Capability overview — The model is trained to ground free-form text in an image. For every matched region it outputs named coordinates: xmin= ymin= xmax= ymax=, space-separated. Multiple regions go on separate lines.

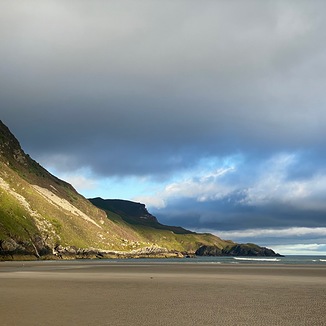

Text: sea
xmin=2 ymin=256 xmax=325 ymax=266
xmin=110 ymin=255 xmax=326 ymax=265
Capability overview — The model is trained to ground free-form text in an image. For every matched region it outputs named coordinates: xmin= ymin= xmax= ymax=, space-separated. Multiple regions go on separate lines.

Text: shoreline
xmin=1 ymin=261 xmax=326 ymax=325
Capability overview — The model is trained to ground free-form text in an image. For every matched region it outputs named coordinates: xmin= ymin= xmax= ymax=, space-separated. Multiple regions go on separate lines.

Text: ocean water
xmin=115 ymin=255 xmax=326 ymax=265
xmin=193 ymin=255 xmax=326 ymax=265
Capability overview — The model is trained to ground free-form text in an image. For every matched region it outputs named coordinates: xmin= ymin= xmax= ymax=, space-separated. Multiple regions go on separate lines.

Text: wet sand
xmin=1 ymin=261 xmax=325 ymax=325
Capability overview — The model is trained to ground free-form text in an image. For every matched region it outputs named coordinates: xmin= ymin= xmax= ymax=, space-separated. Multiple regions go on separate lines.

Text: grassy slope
xmin=90 ymin=198 xmax=232 ymax=253
xmin=1 ymin=159 xmax=228 ymax=255
xmin=0 ymin=120 xmax=233 ymax=258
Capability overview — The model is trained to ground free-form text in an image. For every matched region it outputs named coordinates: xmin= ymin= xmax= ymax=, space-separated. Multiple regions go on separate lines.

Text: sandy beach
xmin=1 ymin=261 xmax=325 ymax=326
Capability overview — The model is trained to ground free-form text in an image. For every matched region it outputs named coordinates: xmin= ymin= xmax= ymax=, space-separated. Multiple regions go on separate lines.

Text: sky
xmin=1 ymin=0 xmax=326 ymax=255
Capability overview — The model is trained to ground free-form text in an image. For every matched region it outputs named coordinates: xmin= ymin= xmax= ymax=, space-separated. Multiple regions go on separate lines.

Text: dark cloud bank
xmin=1 ymin=1 xmax=326 ymax=252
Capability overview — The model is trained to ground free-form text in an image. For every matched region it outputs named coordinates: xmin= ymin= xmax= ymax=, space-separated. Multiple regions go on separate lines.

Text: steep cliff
xmin=0 ymin=120 xmax=230 ymax=259
xmin=0 ymin=120 xmax=281 ymax=260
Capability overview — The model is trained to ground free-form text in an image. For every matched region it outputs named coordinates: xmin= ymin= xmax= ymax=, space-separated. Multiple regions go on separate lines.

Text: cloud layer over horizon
xmin=1 ymin=1 xmax=326 ymax=254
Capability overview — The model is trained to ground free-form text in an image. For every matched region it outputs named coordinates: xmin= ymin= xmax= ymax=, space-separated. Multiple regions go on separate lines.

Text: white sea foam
xmin=233 ymin=257 xmax=281 ymax=262
xmin=319 ymin=259 xmax=326 ymax=262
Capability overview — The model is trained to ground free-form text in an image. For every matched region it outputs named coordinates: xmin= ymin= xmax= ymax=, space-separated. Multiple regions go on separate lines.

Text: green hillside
xmin=89 ymin=198 xmax=193 ymax=234
xmin=89 ymin=197 xmax=230 ymax=253
xmin=0 ymin=120 xmax=233 ymax=260
xmin=0 ymin=120 xmax=281 ymax=260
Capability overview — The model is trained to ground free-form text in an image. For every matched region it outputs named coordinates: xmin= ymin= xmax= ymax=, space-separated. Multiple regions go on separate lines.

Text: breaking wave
xmin=233 ymin=257 xmax=281 ymax=262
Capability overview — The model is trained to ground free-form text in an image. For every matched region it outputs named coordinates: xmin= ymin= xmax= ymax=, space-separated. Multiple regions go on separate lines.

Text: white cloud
xmin=45 ymin=165 xmax=98 ymax=193
xmin=133 ymin=196 xmax=166 ymax=209
xmin=241 ymin=153 xmax=298 ymax=205
xmin=137 ymin=151 xmax=326 ymax=214
xmin=271 ymin=243 xmax=326 ymax=255
xmin=197 ymin=227 xmax=326 ymax=255
xmin=164 ymin=167 xmax=235 ymax=200
xmin=211 ymin=227 xmax=326 ymax=240
xmin=240 ymin=153 xmax=326 ymax=210
xmin=136 ymin=164 xmax=236 ymax=209
xmin=62 ymin=173 xmax=98 ymax=192
xmin=133 ymin=150 xmax=326 ymax=237
xmin=190 ymin=227 xmax=326 ymax=255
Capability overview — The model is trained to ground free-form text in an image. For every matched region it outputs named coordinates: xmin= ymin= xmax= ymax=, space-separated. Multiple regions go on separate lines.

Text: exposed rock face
xmin=130 ymin=246 xmax=168 ymax=255
xmin=195 ymin=245 xmax=223 ymax=256
xmin=89 ymin=198 xmax=158 ymax=223
xmin=89 ymin=197 xmax=193 ymax=235
xmin=0 ymin=121 xmax=26 ymax=163
xmin=195 ymin=244 xmax=283 ymax=257
xmin=0 ymin=237 xmax=52 ymax=258
xmin=52 ymin=245 xmax=179 ymax=260
xmin=225 ymin=244 xmax=282 ymax=256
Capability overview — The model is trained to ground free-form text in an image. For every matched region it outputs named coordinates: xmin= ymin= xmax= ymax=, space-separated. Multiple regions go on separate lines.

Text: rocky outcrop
xmin=52 ymin=245 xmax=181 ymax=260
xmin=89 ymin=198 xmax=158 ymax=223
xmin=225 ymin=244 xmax=282 ymax=256
xmin=195 ymin=245 xmax=223 ymax=256
xmin=195 ymin=244 xmax=283 ymax=257
xmin=89 ymin=197 xmax=193 ymax=235
xmin=0 ymin=236 xmax=52 ymax=260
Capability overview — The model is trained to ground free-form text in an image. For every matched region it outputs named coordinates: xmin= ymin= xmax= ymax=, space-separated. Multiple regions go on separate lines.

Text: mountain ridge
xmin=89 ymin=197 xmax=194 ymax=235
xmin=0 ymin=120 xmax=282 ymax=260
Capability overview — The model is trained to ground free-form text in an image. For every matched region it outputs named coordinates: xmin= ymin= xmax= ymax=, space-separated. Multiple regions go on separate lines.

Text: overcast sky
xmin=1 ymin=1 xmax=326 ymax=255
